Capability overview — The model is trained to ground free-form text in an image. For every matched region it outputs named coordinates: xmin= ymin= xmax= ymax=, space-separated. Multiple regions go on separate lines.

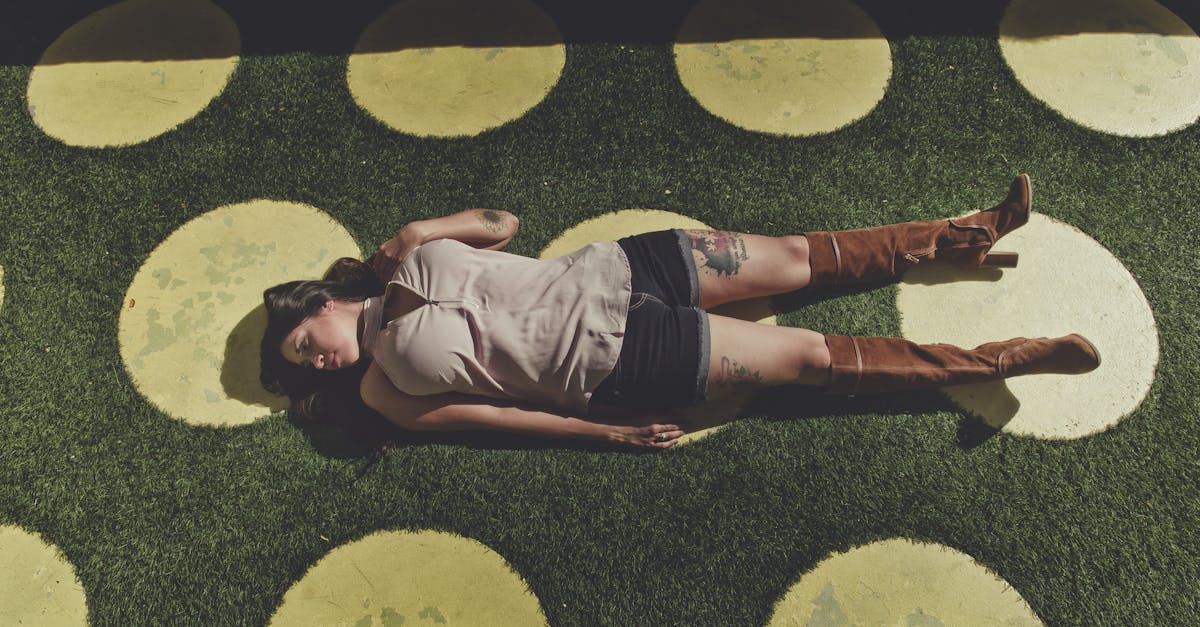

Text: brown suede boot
xmin=823 ymin=333 xmax=1100 ymax=396
xmin=806 ymin=174 xmax=1031 ymax=289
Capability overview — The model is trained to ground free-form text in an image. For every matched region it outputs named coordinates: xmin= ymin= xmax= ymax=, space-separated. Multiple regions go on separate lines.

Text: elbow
xmin=495 ymin=210 xmax=519 ymax=238
xmin=490 ymin=209 xmax=518 ymax=233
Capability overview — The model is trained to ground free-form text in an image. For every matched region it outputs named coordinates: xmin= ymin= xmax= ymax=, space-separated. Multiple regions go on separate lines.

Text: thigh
xmin=591 ymin=292 xmax=708 ymax=410
xmin=704 ymin=313 xmax=831 ymax=401
xmin=680 ymin=229 xmax=810 ymax=310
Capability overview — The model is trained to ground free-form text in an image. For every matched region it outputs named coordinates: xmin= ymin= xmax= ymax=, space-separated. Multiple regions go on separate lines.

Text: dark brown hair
xmin=259 ymin=256 xmax=385 ymax=423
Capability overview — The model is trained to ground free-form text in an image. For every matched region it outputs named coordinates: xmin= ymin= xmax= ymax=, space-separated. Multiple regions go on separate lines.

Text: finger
xmin=647 ymin=432 xmax=683 ymax=447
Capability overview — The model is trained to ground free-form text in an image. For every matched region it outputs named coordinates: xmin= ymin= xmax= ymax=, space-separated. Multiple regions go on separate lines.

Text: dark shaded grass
xmin=1 ymin=0 xmax=1199 ymax=624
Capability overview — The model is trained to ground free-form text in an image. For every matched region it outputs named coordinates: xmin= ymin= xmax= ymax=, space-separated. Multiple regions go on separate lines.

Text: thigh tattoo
xmin=713 ymin=356 xmax=763 ymax=390
xmin=685 ymin=229 xmax=749 ymax=278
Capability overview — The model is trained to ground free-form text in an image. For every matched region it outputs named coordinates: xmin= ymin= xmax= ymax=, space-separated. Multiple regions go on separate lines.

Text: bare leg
xmin=682 ymin=229 xmax=812 ymax=310
xmin=704 ymin=312 xmax=830 ymax=402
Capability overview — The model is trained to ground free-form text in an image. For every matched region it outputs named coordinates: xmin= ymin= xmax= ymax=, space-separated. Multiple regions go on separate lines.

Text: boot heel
xmin=981 ymin=251 xmax=1018 ymax=268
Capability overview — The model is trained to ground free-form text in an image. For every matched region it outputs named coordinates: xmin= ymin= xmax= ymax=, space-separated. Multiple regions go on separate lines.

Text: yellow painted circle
xmin=26 ymin=0 xmax=239 ymax=147
xmin=118 ymin=200 xmax=361 ymax=426
xmin=347 ymin=0 xmax=565 ymax=137
xmin=543 ymin=210 xmax=777 ymax=444
xmin=1000 ymin=0 xmax=1200 ymax=137
xmin=674 ymin=0 xmax=891 ymax=136
xmin=0 ymin=525 xmax=88 ymax=626
xmin=270 ymin=530 xmax=546 ymax=626
xmin=769 ymin=539 xmax=1042 ymax=626
xmin=896 ymin=213 xmax=1158 ymax=439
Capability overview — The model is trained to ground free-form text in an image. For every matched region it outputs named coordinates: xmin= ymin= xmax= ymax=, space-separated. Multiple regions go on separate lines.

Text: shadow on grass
xmin=287 ymin=402 xmax=651 ymax=472
xmin=289 ymin=381 xmax=1006 ymax=469
xmin=745 ymin=385 xmax=1004 ymax=450
xmin=770 ymin=277 xmax=895 ymax=313
xmin=9 ymin=0 xmax=1200 ymax=65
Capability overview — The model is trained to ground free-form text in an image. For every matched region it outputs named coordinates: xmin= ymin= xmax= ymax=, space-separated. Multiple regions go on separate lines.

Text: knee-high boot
xmin=823 ymin=333 xmax=1100 ymax=396
xmin=805 ymin=174 xmax=1031 ymax=289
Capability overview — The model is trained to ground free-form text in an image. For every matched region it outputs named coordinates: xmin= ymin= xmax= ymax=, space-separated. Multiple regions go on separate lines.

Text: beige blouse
xmin=359 ymin=238 xmax=632 ymax=414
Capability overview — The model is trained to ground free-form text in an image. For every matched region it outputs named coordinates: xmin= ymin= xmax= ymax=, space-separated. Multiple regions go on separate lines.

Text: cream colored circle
xmin=896 ymin=213 xmax=1158 ymax=439
xmin=543 ymin=210 xmax=777 ymax=444
xmin=118 ymin=200 xmax=361 ymax=427
xmin=0 ymin=525 xmax=88 ymax=626
xmin=347 ymin=0 xmax=565 ymax=137
xmin=270 ymin=530 xmax=546 ymax=626
xmin=769 ymin=538 xmax=1042 ymax=626
xmin=26 ymin=0 xmax=239 ymax=147
xmin=1000 ymin=0 xmax=1200 ymax=137
xmin=674 ymin=0 xmax=892 ymax=136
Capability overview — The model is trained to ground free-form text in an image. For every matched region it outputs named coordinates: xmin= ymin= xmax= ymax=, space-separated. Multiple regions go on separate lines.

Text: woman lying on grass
xmin=259 ymin=175 xmax=1099 ymax=450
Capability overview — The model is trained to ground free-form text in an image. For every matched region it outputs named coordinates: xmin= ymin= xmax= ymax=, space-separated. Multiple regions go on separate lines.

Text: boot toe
xmin=1064 ymin=333 xmax=1102 ymax=372
xmin=1002 ymin=174 xmax=1032 ymax=231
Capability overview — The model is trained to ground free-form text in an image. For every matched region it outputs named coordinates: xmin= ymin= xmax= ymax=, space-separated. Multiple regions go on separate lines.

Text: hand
xmin=371 ymin=225 xmax=427 ymax=282
xmin=607 ymin=423 xmax=686 ymax=450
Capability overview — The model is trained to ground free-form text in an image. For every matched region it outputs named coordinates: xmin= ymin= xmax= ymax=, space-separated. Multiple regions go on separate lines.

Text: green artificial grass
xmin=2 ymin=0 xmax=1199 ymax=624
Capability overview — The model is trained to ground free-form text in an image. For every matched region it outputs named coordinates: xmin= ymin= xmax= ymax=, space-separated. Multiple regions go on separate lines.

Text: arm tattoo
xmin=685 ymin=229 xmax=749 ymax=278
xmin=476 ymin=209 xmax=507 ymax=234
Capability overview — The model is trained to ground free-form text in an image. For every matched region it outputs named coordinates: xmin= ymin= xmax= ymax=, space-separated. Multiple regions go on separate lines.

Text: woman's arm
xmin=371 ymin=209 xmax=519 ymax=282
xmin=359 ymin=363 xmax=683 ymax=449
xmin=406 ymin=209 xmax=519 ymax=250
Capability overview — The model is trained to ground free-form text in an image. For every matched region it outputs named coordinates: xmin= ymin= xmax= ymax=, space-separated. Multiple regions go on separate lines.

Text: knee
xmin=795 ymin=332 xmax=831 ymax=384
xmin=783 ymin=235 xmax=811 ymax=266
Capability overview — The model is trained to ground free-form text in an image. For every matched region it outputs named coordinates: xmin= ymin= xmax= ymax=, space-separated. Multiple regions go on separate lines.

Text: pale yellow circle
xmin=118 ymin=200 xmax=361 ymax=427
xmin=347 ymin=0 xmax=565 ymax=137
xmin=896 ymin=213 xmax=1158 ymax=439
xmin=543 ymin=210 xmax=777 ymax=444
xmin=270 ymin=530 xmax=546 ymax=626
xmin=674 ymin=0 xmax=892 ymax=136
xmin=1000 ymin=0 xmax=1200 ymax=137
xmin=26 ymin=0 xmax=239 ymax=147
xmin=0 ymin=525 xmax=88 ymax=626
xmin=769 ymin=538 xmax=1043 ymax=626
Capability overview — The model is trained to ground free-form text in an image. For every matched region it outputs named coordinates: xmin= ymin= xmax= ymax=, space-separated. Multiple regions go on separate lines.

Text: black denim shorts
xmin=590 ymin=229 xmax=711 ymax=410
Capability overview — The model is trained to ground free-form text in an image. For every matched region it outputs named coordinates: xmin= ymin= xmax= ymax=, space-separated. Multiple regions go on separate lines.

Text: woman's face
xmin=280 ymin=300 xmax=361 ymax=371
